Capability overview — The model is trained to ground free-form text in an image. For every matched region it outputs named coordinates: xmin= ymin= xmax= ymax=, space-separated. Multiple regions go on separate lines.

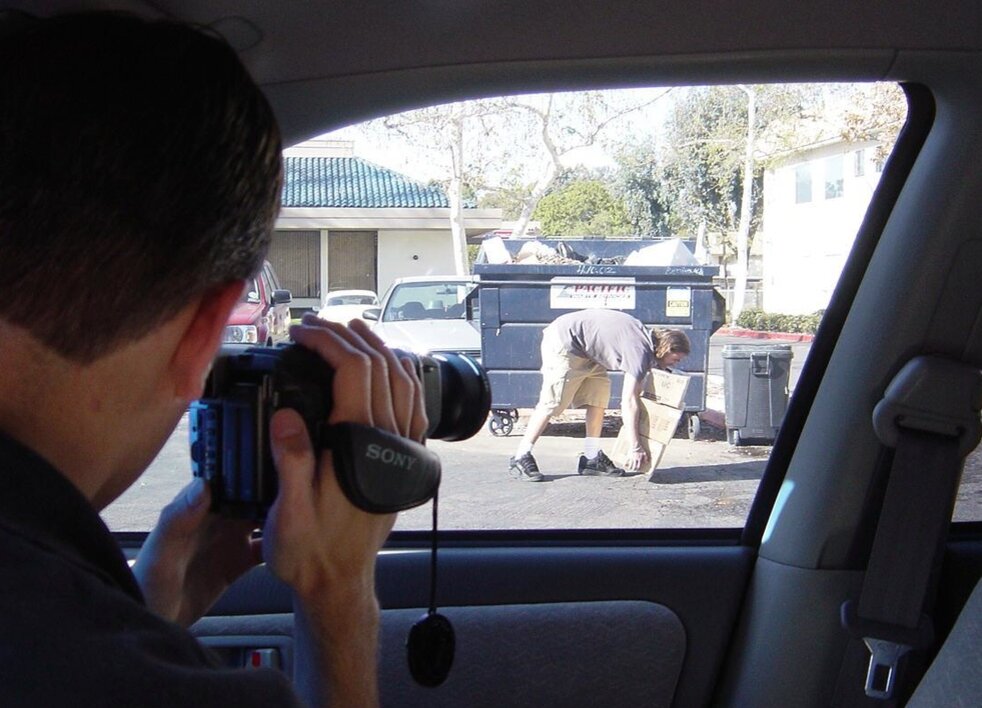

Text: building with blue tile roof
xmin=270 ymin=140 xmax=501 ymax=310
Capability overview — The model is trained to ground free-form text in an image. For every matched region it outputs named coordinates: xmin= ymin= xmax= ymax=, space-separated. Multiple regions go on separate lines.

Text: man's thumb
xmin=152 ymin=477 xmax=211 ymax=541
xmin=269 ymin=409 xmax=315 ymax=504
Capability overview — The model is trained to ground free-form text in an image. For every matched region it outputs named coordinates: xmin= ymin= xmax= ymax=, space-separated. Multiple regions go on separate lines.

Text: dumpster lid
xmin=476 ymin=237 xmax=704 ymax=265
xmin=474 ymin=238 xmax=718 ymax=279
xmin=473 ymin=262 xmax=718 ymax=279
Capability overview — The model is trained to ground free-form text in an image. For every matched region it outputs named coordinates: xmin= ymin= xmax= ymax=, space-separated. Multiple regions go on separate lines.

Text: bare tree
xmin=506 ymin=90 xmax=672 ymax=238
xmin=357 ymin=90 xmax=670 ymax=265
xmin=731 ymin=85 xmax=756 ymax=320
xmin=374 ymin=101 xmax=506 ymax=274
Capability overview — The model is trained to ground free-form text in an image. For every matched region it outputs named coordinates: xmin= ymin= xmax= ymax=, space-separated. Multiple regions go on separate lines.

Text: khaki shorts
xmin=534 ymin=326 xmax=611 ymax=416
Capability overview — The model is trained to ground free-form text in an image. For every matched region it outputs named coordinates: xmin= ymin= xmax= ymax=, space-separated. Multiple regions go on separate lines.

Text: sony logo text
xmin=365 ymin=443 xmax=418 ymax=471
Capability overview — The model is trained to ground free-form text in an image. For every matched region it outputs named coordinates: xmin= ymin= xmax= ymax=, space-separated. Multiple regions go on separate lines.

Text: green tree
xmin=629 ymin=84 xmax=821 ymax=317
xmin=612 ymin=136 xmax=675 ymax=237
xmin=499 ymin=89 xmax=671 ymax=237
xmin=533 ymin=180 xmax=632 ymax=237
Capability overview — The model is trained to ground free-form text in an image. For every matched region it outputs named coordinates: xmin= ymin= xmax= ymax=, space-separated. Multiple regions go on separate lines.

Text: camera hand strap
xmin=321 ymin=422 xmax=442 ymax=514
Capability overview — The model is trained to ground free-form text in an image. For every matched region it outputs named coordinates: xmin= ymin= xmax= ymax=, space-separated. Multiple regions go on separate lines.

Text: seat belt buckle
xmin=841 ymin=600 xmax=934 ymax=701
xmin=862 ymin=637 xmax=910 ymax=699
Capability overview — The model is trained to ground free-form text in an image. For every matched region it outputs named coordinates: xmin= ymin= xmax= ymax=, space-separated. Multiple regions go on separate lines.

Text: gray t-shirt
xmin=546 ymin=309 xmax=654 ymax=379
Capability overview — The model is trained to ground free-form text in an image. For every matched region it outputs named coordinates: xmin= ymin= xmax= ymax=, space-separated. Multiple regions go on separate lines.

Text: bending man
xmin=509 ymin=309 xmax=690 ymax=481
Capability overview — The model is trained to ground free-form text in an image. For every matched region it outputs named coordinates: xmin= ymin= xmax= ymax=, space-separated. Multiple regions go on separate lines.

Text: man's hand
xmin=262 ymin=315 xmax=426 ymax=599
xmin=620 ymin=373 xmax=649 ymax=472
xmin=133 ymin=478 xmax=260 ymax=627
xmin=262 ymin=315 xmax=427 ymax=708
xmin=624 ymin=446 xmax=649 ymax=472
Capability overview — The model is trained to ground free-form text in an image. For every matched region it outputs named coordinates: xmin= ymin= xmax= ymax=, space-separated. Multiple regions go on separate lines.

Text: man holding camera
xmin=0 ymin=13 xmax=420 ymax=707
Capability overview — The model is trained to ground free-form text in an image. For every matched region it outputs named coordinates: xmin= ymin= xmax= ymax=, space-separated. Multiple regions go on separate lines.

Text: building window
xmin=795 ymin=164 xmax=812 ymax=203
xmin=854 ymin=148 xmax=865 ymax=177
xmin=825 ymin=154 xmax=844 ymax=199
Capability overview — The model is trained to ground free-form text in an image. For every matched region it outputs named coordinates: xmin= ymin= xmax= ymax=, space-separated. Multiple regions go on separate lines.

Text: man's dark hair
xmin=652 ymin=328 xmax=691 ymax=358
xmin=0 ymin=13 xmax=283 ymax=362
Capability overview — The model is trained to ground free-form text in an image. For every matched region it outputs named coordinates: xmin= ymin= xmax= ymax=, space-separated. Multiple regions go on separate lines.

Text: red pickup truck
xmin=223 ymin=260 xmax=292 ymax=346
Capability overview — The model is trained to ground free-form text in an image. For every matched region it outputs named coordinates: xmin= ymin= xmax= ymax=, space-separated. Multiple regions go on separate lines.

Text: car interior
xmin=13 ymin=1 xmax=982 ymax=706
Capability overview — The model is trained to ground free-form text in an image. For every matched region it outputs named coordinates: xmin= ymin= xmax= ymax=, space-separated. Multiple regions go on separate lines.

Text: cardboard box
xmin=611 ymin=371 xmax=690 ymax=473
xmin=645 ymin=368 xmax=690 ymax=408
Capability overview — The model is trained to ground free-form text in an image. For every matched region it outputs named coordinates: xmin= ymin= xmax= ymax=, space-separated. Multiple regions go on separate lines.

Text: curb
xmin=699 ymin=408 xmax=726 ymax=430
xmin=715 ymin=326 xmax=815 ymax=342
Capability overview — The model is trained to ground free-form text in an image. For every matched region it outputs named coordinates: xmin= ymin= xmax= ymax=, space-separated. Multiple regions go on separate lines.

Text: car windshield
xmin=382 ymin=283 xmax=474 ymax=321
xmin=239 ymin=278 xmax=260 ymax=304
xmin=327 ymin=294 xmax=376 ymax=306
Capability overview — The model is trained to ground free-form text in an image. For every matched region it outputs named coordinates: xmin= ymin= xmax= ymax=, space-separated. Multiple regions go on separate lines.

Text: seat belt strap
xmin=841 ymin=356 xmax=982 ymax=701
xmin=859 ymin=430 xmax=958 ymax=628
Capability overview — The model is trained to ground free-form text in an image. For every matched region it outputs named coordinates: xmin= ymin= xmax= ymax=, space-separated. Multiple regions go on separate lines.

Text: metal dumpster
xmin=473 ymin=238 xmax=725 ymax=437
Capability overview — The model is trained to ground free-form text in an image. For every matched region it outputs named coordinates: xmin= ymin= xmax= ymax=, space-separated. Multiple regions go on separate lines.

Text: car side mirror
xmin=272 ymin=289 xmax=292 ymax=305
xmin=363 ymin=308 xmax=381 ymax=321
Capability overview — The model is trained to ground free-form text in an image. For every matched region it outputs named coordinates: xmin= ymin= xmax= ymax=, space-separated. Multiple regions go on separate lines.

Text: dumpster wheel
xmin=488 ymin=409 xmax=518 ymax=437
xmin=686 ymin=413 xmax=701 ymax=441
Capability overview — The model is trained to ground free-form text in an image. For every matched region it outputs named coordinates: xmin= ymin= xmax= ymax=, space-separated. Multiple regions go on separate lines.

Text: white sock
xmin=583 ymin=437 xmax=601 ymax=458
xmin=515 ymin=441 xmax=534 ymax=457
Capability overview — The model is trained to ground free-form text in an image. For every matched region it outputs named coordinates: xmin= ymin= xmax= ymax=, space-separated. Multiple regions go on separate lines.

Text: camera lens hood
xmin=427 ymin=353 xmax=491 ymax=441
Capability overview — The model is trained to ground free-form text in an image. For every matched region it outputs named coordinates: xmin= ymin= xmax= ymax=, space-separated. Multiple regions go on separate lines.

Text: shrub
xmin=735 ymin=308 xmax=823 ymax=334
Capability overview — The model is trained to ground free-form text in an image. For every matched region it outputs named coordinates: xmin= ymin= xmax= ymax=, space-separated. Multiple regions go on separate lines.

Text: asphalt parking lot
xmin=101 ymin=334 xmax=980 ymax=533
xmin=102 ymin=407 xmax=773 ymax=533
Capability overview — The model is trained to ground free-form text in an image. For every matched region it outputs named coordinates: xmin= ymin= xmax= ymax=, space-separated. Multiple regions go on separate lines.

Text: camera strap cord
xmin=406 ymin=490 xmax=456 ymax=687
xmin=429 ymin=491 xmax=439 ymax=615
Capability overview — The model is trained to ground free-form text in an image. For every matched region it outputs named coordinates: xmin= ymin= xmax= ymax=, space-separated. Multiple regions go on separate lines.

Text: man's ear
xmin=171 ymin=280 xmax=245 ymax=400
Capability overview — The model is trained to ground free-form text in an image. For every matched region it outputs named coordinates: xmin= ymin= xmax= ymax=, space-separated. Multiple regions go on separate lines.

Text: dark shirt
xmin=547 ymin=309 xmax=655 ymax=379
xmin=0 ymin=432 xmax=301 ymax=707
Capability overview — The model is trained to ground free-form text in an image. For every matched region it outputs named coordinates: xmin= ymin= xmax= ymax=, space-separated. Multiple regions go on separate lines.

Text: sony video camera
xmin=189 ymin=344 xmax=490 ymax=519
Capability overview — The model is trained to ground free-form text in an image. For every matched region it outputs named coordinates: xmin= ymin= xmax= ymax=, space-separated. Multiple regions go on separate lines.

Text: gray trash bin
xmin=722 ymin=343 xmax=793 ymax=445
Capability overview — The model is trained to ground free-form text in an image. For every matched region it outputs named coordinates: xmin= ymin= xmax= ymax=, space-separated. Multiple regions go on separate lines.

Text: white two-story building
xmin=761 ymin=139 xmax=885 ymax=314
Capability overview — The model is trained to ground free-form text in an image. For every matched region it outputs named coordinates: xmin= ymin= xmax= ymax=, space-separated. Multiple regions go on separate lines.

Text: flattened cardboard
xmin=645 ymin=369 xmax=690 ymax=409
xmin=611 ymin=395 xmax=684 ymax=473
xmin=641 ymin=395 xmax=686 ymax=444
xmin=611 ymin=370 xmax=689 ymax=473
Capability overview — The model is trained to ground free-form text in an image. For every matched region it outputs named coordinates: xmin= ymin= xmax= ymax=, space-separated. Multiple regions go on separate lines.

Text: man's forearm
xmin=292 ymin=584 xmax=381 ymax=708
xmin=620 ymin=396 xmax=643 ymax=449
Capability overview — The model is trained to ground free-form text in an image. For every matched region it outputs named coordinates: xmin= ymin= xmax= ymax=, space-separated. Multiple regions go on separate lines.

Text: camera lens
xmin=421 ymin=353 xmax=491 ymax=441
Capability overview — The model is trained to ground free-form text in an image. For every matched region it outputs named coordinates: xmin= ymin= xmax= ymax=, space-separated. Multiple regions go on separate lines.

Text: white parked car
xmin=316 ymin=289 xmax=379 ymax=324
xmin=366 ymin=276 xmax=481 ymax=360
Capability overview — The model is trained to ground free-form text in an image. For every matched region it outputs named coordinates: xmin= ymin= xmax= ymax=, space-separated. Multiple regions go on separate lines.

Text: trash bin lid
xmin=721 ymin=343 xmax=794 ymax=359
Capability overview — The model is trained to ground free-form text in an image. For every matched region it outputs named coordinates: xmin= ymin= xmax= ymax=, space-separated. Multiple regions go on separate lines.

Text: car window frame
xmin=740 ymin=83 xmax=937 ymax=548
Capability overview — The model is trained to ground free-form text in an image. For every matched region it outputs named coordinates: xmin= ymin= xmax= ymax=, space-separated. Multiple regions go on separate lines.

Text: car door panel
xmin=196 ymin=544 xmax=754 ymax=707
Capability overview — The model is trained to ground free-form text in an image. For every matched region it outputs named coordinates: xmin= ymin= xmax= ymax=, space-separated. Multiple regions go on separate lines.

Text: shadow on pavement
xmin=648 ymin=459 xmax=766 ymax=484
xmin=542 ymin=416 xmax=728 ymax=442
xmin=541 ymin=421 xmax=621 ymax=438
